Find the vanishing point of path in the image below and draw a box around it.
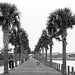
[1,58,62,75]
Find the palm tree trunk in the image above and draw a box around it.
[50,45,52,67]
[14,47,17,67]
[3,28,9,74]
[38,50,41,61]
[19,53,21,64]
[62,30,67,75]
[42,48,44,60]
[45,48,47,62]
[21,45,23,63]
[49,38,53,67]
[49,29,53,67]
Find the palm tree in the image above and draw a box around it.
[47,8,75,75]
[34,44,39,57]
[35,29,49,62]
[46,21,56,67]
[34,39,42,60]
[9,27,20,67]
[26,46,31,54]
[55,8,75,75]
[24,44,31,58]
[41,30,49,62]
[38,36,45,60]
[38,37,44,60]
[18,28,28,63]
[10,27,29,64]
[23,42,30,61]
[0,3,20,74]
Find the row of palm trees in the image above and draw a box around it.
[34,8,75,75]
[0,3,30,74]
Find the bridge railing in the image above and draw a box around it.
[34,54,75,75]
[51,62,75,75]
[45,60,75,75]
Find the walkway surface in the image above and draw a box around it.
[1,58,62,75]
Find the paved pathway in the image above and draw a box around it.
[1,58,62,75]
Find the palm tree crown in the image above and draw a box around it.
[0,3,20,30]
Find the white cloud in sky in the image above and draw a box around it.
[0,0,75,53]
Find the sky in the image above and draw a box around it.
[0,0,75,53]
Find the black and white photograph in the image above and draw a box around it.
[0,0,75,75]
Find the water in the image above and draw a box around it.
[53,60,75,71]
[0,66,4,74]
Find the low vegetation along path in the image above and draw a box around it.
[1,58,62,75]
